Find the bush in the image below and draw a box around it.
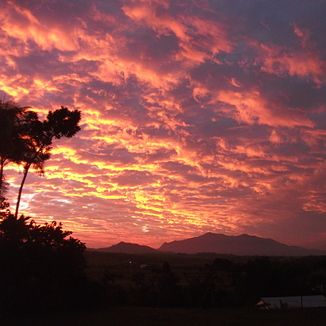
[0,211,91,316]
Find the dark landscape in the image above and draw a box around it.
[6,306,326,326]
[94,232,326,256]
[5,248,326,326]
[1,212,326,325]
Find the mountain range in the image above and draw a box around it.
[92,233,326,256]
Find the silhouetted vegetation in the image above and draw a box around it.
[84,251,326,310]
[0,100,81,217]
[1,208,326,318]
[0,210,101,316]
[0,101,27,199]
[0,102,89,317]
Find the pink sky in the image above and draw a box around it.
[1,0,326,249]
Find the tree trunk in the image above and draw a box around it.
[0,157,6,197]
[14,141,46,218]
[15,164,30,218]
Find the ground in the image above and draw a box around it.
[4,306,326,326]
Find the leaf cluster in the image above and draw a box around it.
[0,100,81,216]
[0,211,87,316]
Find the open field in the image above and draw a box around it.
[5,306,326,326]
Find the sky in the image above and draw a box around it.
[1,0,326,250]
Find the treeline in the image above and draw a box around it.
[92,254,326,309]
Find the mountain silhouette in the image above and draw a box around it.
[94,241,158,254]
[92,233,326,256]
[158,233,326,256]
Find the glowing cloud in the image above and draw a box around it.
[1,0,326,250]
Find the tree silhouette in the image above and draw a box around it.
[0,101,29,198]
[0,102,81,217]
[0,102,96,316]
[14,106,81,217]
[0,210,87,315]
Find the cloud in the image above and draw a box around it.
[1,0,326,250]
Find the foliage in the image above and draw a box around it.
[130,262,182,307]
[0,100,90,316]
[0,101,29,197]
[86,252,326,310]
[0,210,89,316]
[0,100,81,216]
[14,106,81,217]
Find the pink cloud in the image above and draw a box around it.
[1,0,326,251]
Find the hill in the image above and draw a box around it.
[158,232,326,256]
[93,241,158,254]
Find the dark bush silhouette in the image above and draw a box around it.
[0,210,92,316]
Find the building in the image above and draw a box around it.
[256,295,326,309]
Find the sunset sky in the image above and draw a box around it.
[1,0,326,249]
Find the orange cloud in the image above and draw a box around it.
[2,0,326,250]
[1,2,79,51]
[254,42,325,84]
[217,89,314,128]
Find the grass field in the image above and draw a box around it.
[5,306,326,326]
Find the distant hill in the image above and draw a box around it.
[94,241,158,254]
[158,233,326,256]
[92,233,326,256]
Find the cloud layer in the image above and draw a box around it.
[1,0,326,249]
